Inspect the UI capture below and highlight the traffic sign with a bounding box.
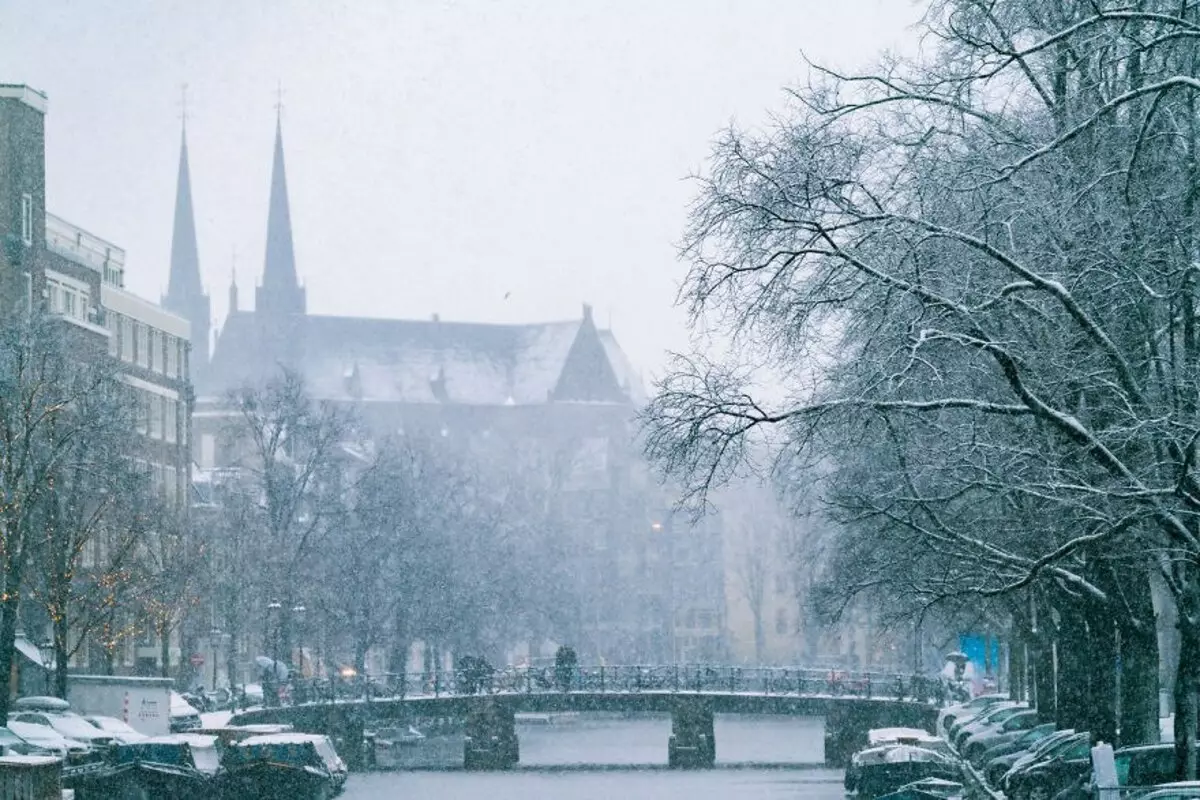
[189,653,205,667]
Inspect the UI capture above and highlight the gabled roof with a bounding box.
[202,310,643,407]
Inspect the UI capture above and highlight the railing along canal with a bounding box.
[281,665,941,707]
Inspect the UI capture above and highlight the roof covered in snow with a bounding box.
[202,306,643,407]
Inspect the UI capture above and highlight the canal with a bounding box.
[342,712,842,799]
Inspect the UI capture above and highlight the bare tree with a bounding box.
[225,369,351,675]
[0,314,127,717]
[643,0,1200,760]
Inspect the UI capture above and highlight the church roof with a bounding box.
[203,310,643,407]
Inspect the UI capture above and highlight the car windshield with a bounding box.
[8,722,63,744]
[48,715,104,739]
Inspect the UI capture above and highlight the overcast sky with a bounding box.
[0,1,921,375]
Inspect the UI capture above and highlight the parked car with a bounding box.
[0,725,58,757]
[9,697,118,750]
[169,691,202,733]
[1135,782,1200,800]
[1005,734,1092,800]
[973,723,1057,769]
[6,719,92,759]
[1109,743,1197,795]
[85,715,149,744]
[951,703,1026,749]
[960,710,1040,760]
[985,728,1076,788]
[938,693,1010,735]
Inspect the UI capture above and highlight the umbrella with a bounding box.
[254,656,290,681]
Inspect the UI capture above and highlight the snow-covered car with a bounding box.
[938,693,1009,735]
[169,691,202,732]
[84,715,149,744]
[958,709,1039,756]
[0,725,58,757]
[947,701,1020,743]
[6,719,91,758]
[9,709,118,749]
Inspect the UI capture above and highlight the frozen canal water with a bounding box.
[342,713,841,799]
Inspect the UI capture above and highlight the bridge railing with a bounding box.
[284,665,941,706]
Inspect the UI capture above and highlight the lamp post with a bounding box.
[291,605,306,674]
[292,605,307,704]
[266,602,282,663]
[209,627,221,691]
[266,601,281,706]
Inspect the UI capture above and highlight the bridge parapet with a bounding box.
[288,665,941,705]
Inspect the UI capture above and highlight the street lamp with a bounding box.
[291,605,306,675]
[265,602,282,707]
[209,627,221,691]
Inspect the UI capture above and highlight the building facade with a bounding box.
[0,83,194,679]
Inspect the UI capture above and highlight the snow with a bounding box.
[237,732,329,746]
[199,710,233,728]
[141,733,219,747]
[0,755,60,766]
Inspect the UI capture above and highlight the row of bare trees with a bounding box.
[0,311,193,718]
[204,369,583,688]
[644,0,1200,777]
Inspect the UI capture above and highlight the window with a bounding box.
[150,330,162,372]
[165,466,177,504]
[149,395,163,439]
[200,434,214,469]
[107,311,119,357]
[120,317,133,361]
[135,392,148,435]
[136,324,148,368]
[20,194,32,246]
[47,282,59,312]
[164,335,177,377]
[165,400,177,443]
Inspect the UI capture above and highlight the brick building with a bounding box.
[0,83,194,678]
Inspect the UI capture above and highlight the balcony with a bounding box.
[44,213,125,287]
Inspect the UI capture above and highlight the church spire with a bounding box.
[163,114,211,370]
[255,106,305,316]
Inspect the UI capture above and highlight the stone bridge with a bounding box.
[228,665,940,770]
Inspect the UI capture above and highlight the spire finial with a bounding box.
[180,82,189,133]
[274,81,284,122]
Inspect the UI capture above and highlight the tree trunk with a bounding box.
[0,589,23,719]
[227,629,240,692]
[159,625,171,679]
[1010,634,1026,704]
[752,610,764,664]
[1083,602,1118,745]
[1175,620,1200,780]
[1033,631,1057,721]
[53,610,69,699]
[1120,622,1159,746]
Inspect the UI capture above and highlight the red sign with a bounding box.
[189,653,205,667]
